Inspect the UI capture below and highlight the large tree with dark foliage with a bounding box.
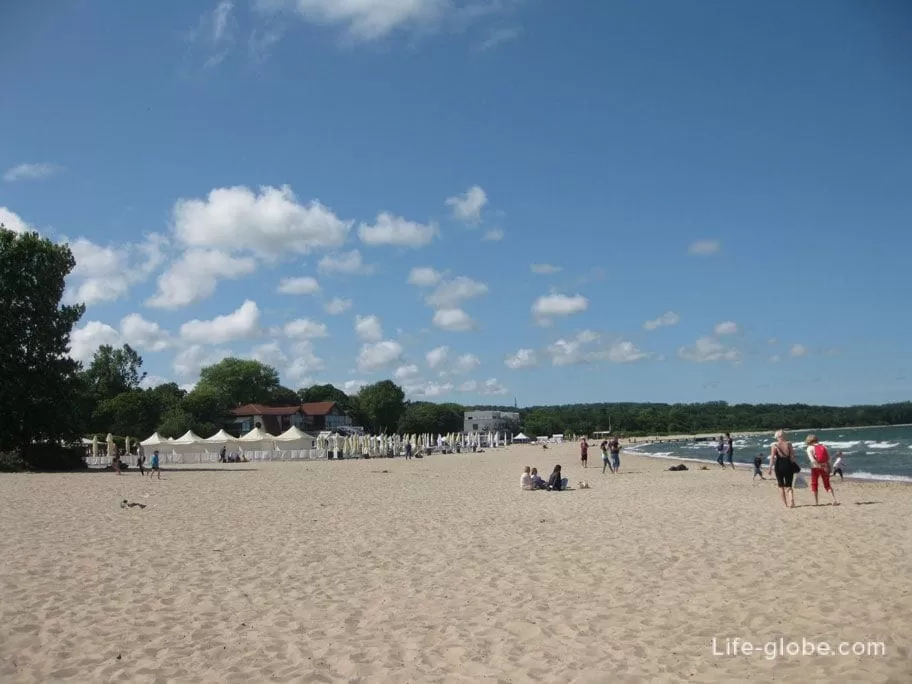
[196,358,281,407]
[357,380,406,433]
[0,228,84,458]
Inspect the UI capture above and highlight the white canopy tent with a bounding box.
[274,425,315,450]
[237,426,275,453]
[140,432,171,447]
[513,432,531,442]
[204,429,234,445]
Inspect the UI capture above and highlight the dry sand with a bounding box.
[1,444,910,683]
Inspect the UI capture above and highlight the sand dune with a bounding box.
[1,444,910,682]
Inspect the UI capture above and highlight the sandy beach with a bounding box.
[1,444,910,683]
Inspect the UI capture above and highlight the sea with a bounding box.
[625,425,912,483]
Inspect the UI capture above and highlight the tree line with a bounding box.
[3,227,910,469]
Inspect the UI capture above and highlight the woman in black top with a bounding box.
[770,430,796,508]
[547,464,564,491]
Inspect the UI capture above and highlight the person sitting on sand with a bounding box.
[770,430,796,508]
[831,451,845,481]
[752,453,765,481]
[521,466,534,491]
[530,467,546,489]
[547,465,568,491]
[805,435,839,506]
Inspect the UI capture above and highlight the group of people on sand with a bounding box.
[767,430,840,508]
[111,448,161,479]
[577,437,621,474]
[520,465,569,491]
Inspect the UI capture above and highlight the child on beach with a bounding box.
[752,454,765,480]
[150,450,161,480]
[832,451,845,480]
[530,467,546,489]
[521,466,533,490]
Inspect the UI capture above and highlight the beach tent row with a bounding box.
[132,426,319,464]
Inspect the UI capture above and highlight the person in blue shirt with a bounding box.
[150,450,161,479]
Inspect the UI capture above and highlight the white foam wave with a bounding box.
[865,441,900,450]
[848,471,912,484]
[821,440,862,449]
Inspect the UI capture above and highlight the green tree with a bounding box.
[0,228,85,452]
[147,382,186,411]
[157,406,192,438]
[298,383,350,405]
[196,358,280,407]
[398,402,463,434]
[357,380,405,433]
[182,386,229,436]
[93,389,161,438]
[82,344,145,403]
[269,385,300,405]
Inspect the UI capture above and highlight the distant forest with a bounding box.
[468,401,912,437]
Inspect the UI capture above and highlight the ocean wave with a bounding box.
[848,471,912,484]
[865,441,900,450]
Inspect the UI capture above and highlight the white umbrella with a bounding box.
[92,435,98,458]
[106,433,115,458]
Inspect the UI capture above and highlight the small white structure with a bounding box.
[514,432,531,442]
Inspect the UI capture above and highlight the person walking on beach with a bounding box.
[716,436,726,468]
[805,435,839,506]
[580,438,589,468]
[150,449,161,480]
[609,436,621,474]
[600,439,612,473]
[831,451,846,481]
[752,453,766,480]
[725,433,734,468]
[404,441,412,460]
[770,430,796,508]
[137,450,145,476]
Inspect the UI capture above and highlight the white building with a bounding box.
[464,410,520,434]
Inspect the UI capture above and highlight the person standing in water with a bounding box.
[725,433,734,468]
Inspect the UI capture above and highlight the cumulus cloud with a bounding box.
[432,308,475,331]
[480,378,508,396]
[250,341,288,367]
[394,364,419,381]
[790,343,808,358]
[688,240,721,256]
[714,321,739,336]
[546,330,600,367]
[426,345,449,368]
[69,321,122,363]
[172,185,351,258]
[605,341,649,363]
[678,337,741,363]
[3,162,64,182]
[426,276,488,308]
[643,311,680,331]
[404,380,455,398]
[357,339,403,372]
[147,248,256,309]
[172,344,231,378]
[120,313,172,352]
[530,263,562,275]
[445,185,487,223]
[452,353,480,374]
[287,340,325,382]
[769,355,781,364]
[180,300,261,344]
[324,297,352,315]
[354,314,383,342]
[277,276,320,295]
[318,249,372,275]
[407,266,443,287]
[532,293,588,322]
[482,228,504,241]
[341,379,367,393]
[358,212,437,248]
[65,234,166,307]
[0,206,30,234]
[457,380,477,393]
[284,317,329,339]
[505,348,537,369]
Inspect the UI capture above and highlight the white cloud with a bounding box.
[140,375,170,390]
[482,228,504,241]
[69,321,121,363]
[426,345,449,368]
[480,378,508,396]
[0,207,30,234]
[120,313,172,352]
[287,340,325,381]
[211,0,233,42]
[477,26,521,51]
[65,234,166,307]
[688,240,721,256]
[405,380,454,398]
[173,185,351,258]
[452,353,480,374]
[769,355,781,364]
[3,163,64,182]
[643,311,680,331]
[432,308,475,331]
[394,364,419,381]
[505,348,537,369]
[790,343,808,358]
[172,345,231,378]
[324,297,352,315]
[605,341,649,363]
[426,276,488,308]
[457,380,477,393]
[318,249,372,275]
[678,337,741,363]
[249,341,288,368]
[445,185,487,223]
[546,330,600,367]
[532,293,588,322]
[254,0,449,41]
[284,317,329,339]
[407,266,443,287]
[530,263,562,275]
[357,339,403,372]
[768,337,779,345]
[147,248,256,309]
[358,212,437,248]
[341,379,367,394]
[180,300,261,344]
[714,321,739,336]
[277,276,321,295]
[354,314,383,342]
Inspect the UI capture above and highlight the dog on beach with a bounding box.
[121,499,146,509]
[577,481,591,489]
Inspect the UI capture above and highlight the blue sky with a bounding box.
[2,0,910,406]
